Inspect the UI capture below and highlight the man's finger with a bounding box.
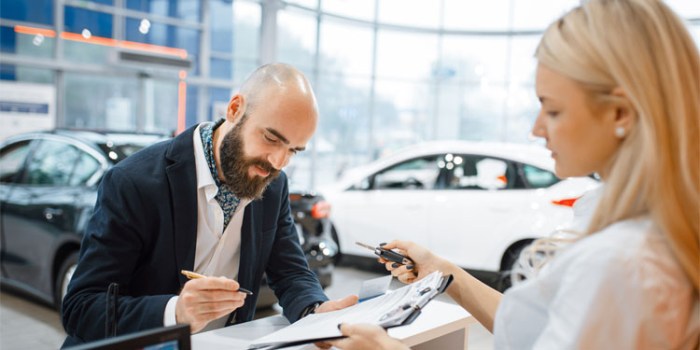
[187,277,240,291]
[336,294,359,308]
[196,289,247,302]
[192,300,242,315]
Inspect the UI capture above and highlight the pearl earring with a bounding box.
[614,126,626,138]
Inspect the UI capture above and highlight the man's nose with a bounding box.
[267,148,289,170]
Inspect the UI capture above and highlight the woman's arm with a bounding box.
[441,262,502,332]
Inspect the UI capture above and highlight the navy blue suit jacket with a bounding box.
[61,125,327,345]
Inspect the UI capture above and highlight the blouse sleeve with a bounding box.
[532,244,692,349]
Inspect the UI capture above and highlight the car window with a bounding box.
[442,154,512,190]
[0,140,32,184]
[23,139,81,186]
[522,164,560,188]
[69,152,101,186]
[372,156,441,190]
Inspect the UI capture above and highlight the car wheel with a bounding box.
[54,252,78,309]
[499,242,532,291]
[330,224,342,265]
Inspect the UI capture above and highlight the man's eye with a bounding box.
[547,111,559,118]
[264,134,278,143]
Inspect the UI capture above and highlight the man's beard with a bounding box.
[219,118,280,200]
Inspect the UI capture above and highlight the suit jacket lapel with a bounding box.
[165,125,199,287]
[239,199,262,291]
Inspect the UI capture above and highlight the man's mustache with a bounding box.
[248,159,278,177]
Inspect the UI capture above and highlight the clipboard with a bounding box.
[247,271,453,350]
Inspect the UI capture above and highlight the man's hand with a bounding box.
[313,295,359,349]
[329,323,409,350]
[175,276,247,333]
[314,294,359,314]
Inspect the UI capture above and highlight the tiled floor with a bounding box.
[0,266,493,349]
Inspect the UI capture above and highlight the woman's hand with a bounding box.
[379,240,452,284]
[329,323,408,350]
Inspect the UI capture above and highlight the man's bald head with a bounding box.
[215,63,319,197]
[238,63,318,116]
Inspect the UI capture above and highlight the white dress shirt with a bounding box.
[493,188,699,349]
[163,124,251,331]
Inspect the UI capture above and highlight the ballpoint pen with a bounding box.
[355,242,414,266]
[180,270,254,295]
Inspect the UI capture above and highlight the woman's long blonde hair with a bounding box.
[534,0,699,291]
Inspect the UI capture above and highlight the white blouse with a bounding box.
[493,189,699,349]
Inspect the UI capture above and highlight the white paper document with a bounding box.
[248,271,448,349]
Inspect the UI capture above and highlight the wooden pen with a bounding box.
[180,270,254,295]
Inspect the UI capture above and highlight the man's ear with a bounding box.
[610,87,636,130]
[227,94,246,123]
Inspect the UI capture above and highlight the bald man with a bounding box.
[61,64,357,346]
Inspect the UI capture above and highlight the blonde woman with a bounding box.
[329,0,699,348]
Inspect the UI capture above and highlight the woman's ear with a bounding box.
[610,87,636,132]
[226,94,247,123]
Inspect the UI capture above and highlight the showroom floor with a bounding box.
[0,266,493,350]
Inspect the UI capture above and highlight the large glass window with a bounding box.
[209,87,232,121]
[378,0,440,29]
[319,19,373,77]
[443,0,510,30]
[508,36,540,85]
[322,0,375,21]
[0,64,53,84]
[64,7,113,38]
[373,80,432,150]
[0,25,55,58]
[376,30,438,80]
[459,85,505,141]
[62,40,112,64]
[185,84,199,127]
[211,58,233,80]
[63,73,140,130]
[277,9,317,72]
[233,1,261,63]
[0,0,53,25]
[511,0,579,30]
[125,19,200,55]
[126,0,201,21]
[441,36,508,84]
[211,0,234,54]
[314,75,372,186]
[149,79,179,133]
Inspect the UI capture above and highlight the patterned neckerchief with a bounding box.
[199,119,240,231]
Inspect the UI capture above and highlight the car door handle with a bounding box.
[44,208,63,220]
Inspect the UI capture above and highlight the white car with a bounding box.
[319,141,599,287]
